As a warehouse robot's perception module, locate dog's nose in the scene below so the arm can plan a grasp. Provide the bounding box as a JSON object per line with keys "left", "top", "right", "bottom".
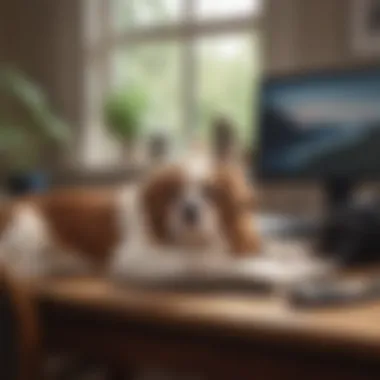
{"left": 182, "top": 203, "right": 199, "bottom": 225}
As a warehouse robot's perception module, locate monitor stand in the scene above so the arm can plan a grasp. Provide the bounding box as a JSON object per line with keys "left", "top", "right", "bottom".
{"left": 317, "top": 178, "right": 359, "bottom": 256}
{"left": 323, "top": 178, "right": 356, "bottom": 214}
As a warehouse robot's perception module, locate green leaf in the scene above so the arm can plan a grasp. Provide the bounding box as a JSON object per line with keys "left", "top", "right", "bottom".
{"left": 0, "top": 67, "right": 72, "bottom": 169}
{"left": 104, "top": 85, "right": 147, "bottom": 141}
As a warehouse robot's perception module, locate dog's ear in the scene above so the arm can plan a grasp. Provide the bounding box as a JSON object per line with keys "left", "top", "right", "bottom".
{"left": 214, "top": 163, "right": 257, "bottom": 210}
{"left": 243, "top": 187, "right": 257, "bottom": 210}
{"left": 212, "top": 164, "right": 260, "bottom": 256}
{"left": 227, "top": 212, "right": 262, "bottom": 256}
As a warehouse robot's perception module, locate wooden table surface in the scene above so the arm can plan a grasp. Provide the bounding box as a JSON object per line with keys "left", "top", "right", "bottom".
{"left": 33, "top": 276, "right": 380, "bottom": 379}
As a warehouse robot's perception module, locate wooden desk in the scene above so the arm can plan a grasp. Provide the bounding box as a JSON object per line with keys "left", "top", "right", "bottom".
{"left": 35, "top": 277, "right": 380, "bottom": 379}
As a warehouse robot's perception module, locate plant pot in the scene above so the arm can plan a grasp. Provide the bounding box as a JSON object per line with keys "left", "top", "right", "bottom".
{"left": 6, "top": 170, "right": 49, "bottom": 196}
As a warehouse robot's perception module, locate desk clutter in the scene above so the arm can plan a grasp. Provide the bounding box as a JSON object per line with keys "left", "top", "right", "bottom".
{"left": 111, "top": 231, "right": 380, "bottom": 310}
{"left": 111, "top": 238, "right": 331, "bottom": 307}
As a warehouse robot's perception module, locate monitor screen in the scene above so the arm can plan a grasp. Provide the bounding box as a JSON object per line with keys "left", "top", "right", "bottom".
{"left": 258, "top": 68, "right": 380, "bottom": 180}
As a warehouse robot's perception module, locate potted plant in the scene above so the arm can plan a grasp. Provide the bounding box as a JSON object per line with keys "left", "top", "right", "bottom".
{"left": 103, "top": 85, "right": 147, "bottom": 162}
{"left": 0, "top": 68, "right": 71, "bottom": 195}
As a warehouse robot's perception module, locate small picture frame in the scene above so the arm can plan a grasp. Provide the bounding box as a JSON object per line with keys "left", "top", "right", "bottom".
{"left": 352, "top": 0, "right": 380, "bottom": 56}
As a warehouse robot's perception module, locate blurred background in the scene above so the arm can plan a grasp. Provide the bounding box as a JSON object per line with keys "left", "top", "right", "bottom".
{"left": 0, "top": 0, "right": 379, "bottom": 197}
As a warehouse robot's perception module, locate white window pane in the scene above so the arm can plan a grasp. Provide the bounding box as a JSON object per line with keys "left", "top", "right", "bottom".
{"left": 112, "top": 0, "right": 183, "bottom": 31}
{"left": 195, "top": 34, "right": 261, "bottom": 145}
{"left": 195, "top": 0, "right": 262, "bottom": 20}
{"left": 112, "top": 42, "right": 182, "bottom": 139}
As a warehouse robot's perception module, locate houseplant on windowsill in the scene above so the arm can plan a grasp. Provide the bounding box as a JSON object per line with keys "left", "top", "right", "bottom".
{"left": 103, "top": 85, "right": 147, "bottom": 163}
{"left": 0, "top": 68, "right": 71, "bottom": 195}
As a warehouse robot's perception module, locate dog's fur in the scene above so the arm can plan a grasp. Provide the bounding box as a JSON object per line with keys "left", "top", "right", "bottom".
{"left": 0, "top": 158, "right": 260, "bottom": 279}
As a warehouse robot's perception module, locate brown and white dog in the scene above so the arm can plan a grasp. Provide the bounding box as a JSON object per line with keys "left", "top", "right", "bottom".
{"left": 0, "top": 155, "right": 260, "bottom": 280}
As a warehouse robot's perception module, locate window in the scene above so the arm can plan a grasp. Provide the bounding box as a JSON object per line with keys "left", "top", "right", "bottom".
{"left": 112, "top": 0, "right": 182, "bottom": 30}
{"left": 82, "top": 0, "right": 262, "bottom": 167}
{"left": 113, "top": 41, "right": 183, "bottom": 139}
{"left": 195, "top": 34, "right": 259, "bottom": 143}
{"left": 195, "top": 0, "right": 261, "bottom": 20}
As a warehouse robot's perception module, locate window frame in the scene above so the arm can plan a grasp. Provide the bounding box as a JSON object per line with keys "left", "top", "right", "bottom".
{"left": 81, "top": 0, "right": 262, "bottom": 166}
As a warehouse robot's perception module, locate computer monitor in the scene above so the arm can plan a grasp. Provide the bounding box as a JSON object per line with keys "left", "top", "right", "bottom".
{"left": 258, "top": 67, "right": 380, "bottom": 208}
